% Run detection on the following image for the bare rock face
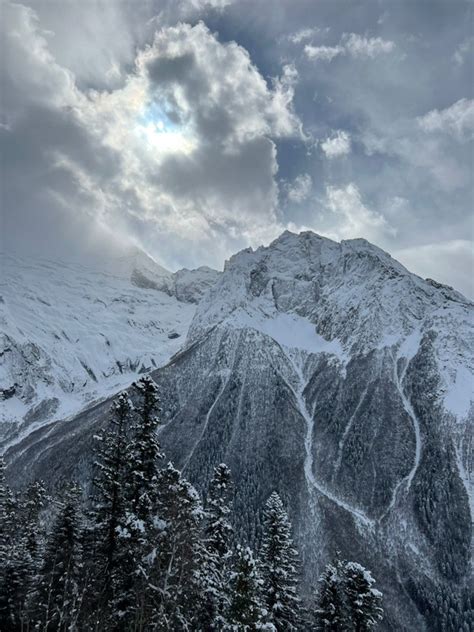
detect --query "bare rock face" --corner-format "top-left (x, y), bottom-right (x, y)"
top-left (3, 231), bottom-right (473, 631)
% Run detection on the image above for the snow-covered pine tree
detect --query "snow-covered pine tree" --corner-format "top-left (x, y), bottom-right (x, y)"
top-left (0, 457), bottom-right (21, 631)
top-left (343, 562), bottom-right (383, 631)
top-left (314, 560), bottom-right (347, 631)
top-left (259, 492), bottom-right (302, 631)
top-left (30, 483), bottom-right (84, 630)
top-left (120, 377), bottom-right (164, 627)
top-left (0, 456), bottom-right (16, 567)
top-left (152, 463), bottom-right (205, 630)
top-left (0, 478), bottom-right (47, 631)
top-left (198, 463), bottom-right (234, 629)
top-left (126, 376), bottom-right (163, 522)
top-left (314, 558), bottom-right (384, 631)
top-left (87, 391), bottom-right (134, 626)
top-left (226, 544), bottom-right (268, 631)
top-left (0, 532), bottom-right (34, 631)
top-left (21, 479), bottom-right (47, 560)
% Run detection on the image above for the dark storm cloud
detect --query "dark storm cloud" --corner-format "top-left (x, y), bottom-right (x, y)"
top-left (1, 0), bottom-right (473, 296)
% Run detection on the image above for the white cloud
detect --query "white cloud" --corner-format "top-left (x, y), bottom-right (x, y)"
top-left (395, 240), bottom-right (474, 299)
top-left (185, 0), bottom-right (234, 9)
top-left (2, 9), bottom-right (302, 268)
top-left (453, 37), bottom-right (473, 66)
top-left (361, 101), bottom-right (472, 193)
top-left (320, 130), bottom-right (351, 158)
top-left (288, 27), bottom-right (325, 44)
top-left (417, 98), bottom-right (474, 141)
top-left (85, 22), bottom-right (304, 253)
top-left (324, 184), bottom-right (395, 242)
top-left (305, 32), bottom-right (395, 62)
top-left (342, 33), bottom-right (395, 58)
top-left (286, 173), bottom-right (312, 203)
top-left (304, 44), bottom-right (344, 61)
top-left (2, 3), bottom-right (77, 117)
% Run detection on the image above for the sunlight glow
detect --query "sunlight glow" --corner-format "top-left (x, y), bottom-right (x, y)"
top-left (137, 121), bottom-right (196, 156)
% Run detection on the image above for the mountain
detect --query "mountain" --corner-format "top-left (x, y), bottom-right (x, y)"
top-left (3, 231), bottom-right (473, 630)
top-left (0, 250), bottom-right (220, 447)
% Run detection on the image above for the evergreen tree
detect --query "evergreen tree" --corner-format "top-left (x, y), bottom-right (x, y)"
top-left (126, 376), bottom-right (163, 522)
top-left (21, 479), bottom-right (48, 560)
top-left (30, 483), bottom-right (84, 631)
top-left (0, 456), bottom-right (16, 567)
top-left (226, 545), bottom-right (267, 631)
top-left (344, 562), bottom-right (383, 631)
top-left (199, 463), bottom-right (234, 630)
top-left (314, 560), bottom-right (347, 631)
top-left (87, 391), bottom-right (134, 626)
top-left (152, 463), bottom-right (205, 631)
top-left (0, 457), bottom-right (21, 631)
top-left (314, 558), bottom-right (383, 631)
top-left (260, 492), bottom-right (302, 631)
top-left (0, 534), bottom-right (34, 631)
top-left (0, 478), bottom-right (47, 631)
top-left (120, 377), bottom-right (164, 629)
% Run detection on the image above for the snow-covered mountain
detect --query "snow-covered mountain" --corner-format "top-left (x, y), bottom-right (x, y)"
top-left (3, 231), bottom-right (473, 630)
top-left (0, 250), bottom-right (220, 446)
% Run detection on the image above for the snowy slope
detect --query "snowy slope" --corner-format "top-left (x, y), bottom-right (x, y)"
top-left (190, 231), bottom-right (473, 423)
top-left (3, 231), bottom-right (473, 631)
top-left (0, 251), bottom-right (219, 445)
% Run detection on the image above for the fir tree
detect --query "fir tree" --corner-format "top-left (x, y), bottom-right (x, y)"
top-left (120, 377), bottom-right (164, 628)
top-left (0, 456), bottom-right (16, 566)
top-left (344, 562), bottom-right (383, 631)
top-left (260, 492), bottom-right (302, 631)
top-left (152, 463), bottom-right (205, 630)
top-left (226, 545), bottom-right (267, 631)
top-left (0, 457), bottom-right (21, 631)
top-left (199, 463), bottom-right (234, 630)
top-left (87, 391), bottom-right (134, 626)
top-left (126, 376), bottom-right (163, 522)
top-left (0, 478), bottom-right (47, 631)
top-left (21, 479), bottom-right (48, 560)
top-left (314, 560), bottom-right (347, 631)
top-left (0, 535), bottom-right (34, 631)
top-left (314, 558), bottom-right (383, 631)
top-left (31, 483), bottom-right (84, 631)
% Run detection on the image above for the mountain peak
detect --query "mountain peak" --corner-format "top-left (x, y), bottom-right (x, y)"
top-left (188, 230), bottom-right (471, 355)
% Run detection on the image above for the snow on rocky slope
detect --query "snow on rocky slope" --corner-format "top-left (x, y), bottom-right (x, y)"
top-left (187, 230), bottom-right (473, 509)
top-left (190, 231), bottom-right (473, 420)
top-left (0, 250), bottom-right (219, 446)
top-left (3, 231), bottom-right (473, 630)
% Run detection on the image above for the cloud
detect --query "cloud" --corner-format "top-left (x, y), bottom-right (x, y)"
top-left (304, 44), bottom-right (344, 61)
top-left (453, 37), bottom-right (473, 66)
top-left (342, 33), bottom-right (395, 58)
top-left (2, 0), bottom-right (472, 298)
top-left (285, 173), bottom-right (312, 203)
top-left (1, 3), bottom-right (77, 118)
top-left (1, 7), bottom-right (302, 268)
top-left (305, 32), bottom-right (395, 62)
top-left (288, 27), bottom-right (324, 44)
top-left (361, 97), bottom-right (473, 193)
top-left (395, 240), bottom-right (474, 299)
top-left (320, 130), bottom-right (351, 158)
top-left (417, 98), bottom-right (474, 141)
top-left (324, 184), bottom-right (395, 242)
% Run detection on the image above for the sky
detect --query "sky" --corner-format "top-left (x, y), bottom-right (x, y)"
top-left (1, 0), bottom-right (473, 297)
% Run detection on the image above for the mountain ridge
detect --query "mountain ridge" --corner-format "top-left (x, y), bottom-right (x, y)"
top-left (1, 230), bottom-right (473, 630)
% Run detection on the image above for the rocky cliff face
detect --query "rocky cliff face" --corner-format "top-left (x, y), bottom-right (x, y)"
top-left (3, 231), bottom-right (473, 630)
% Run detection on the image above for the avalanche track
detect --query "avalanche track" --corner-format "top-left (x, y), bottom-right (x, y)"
top-left (286, 352), bottom-right (375, 529)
